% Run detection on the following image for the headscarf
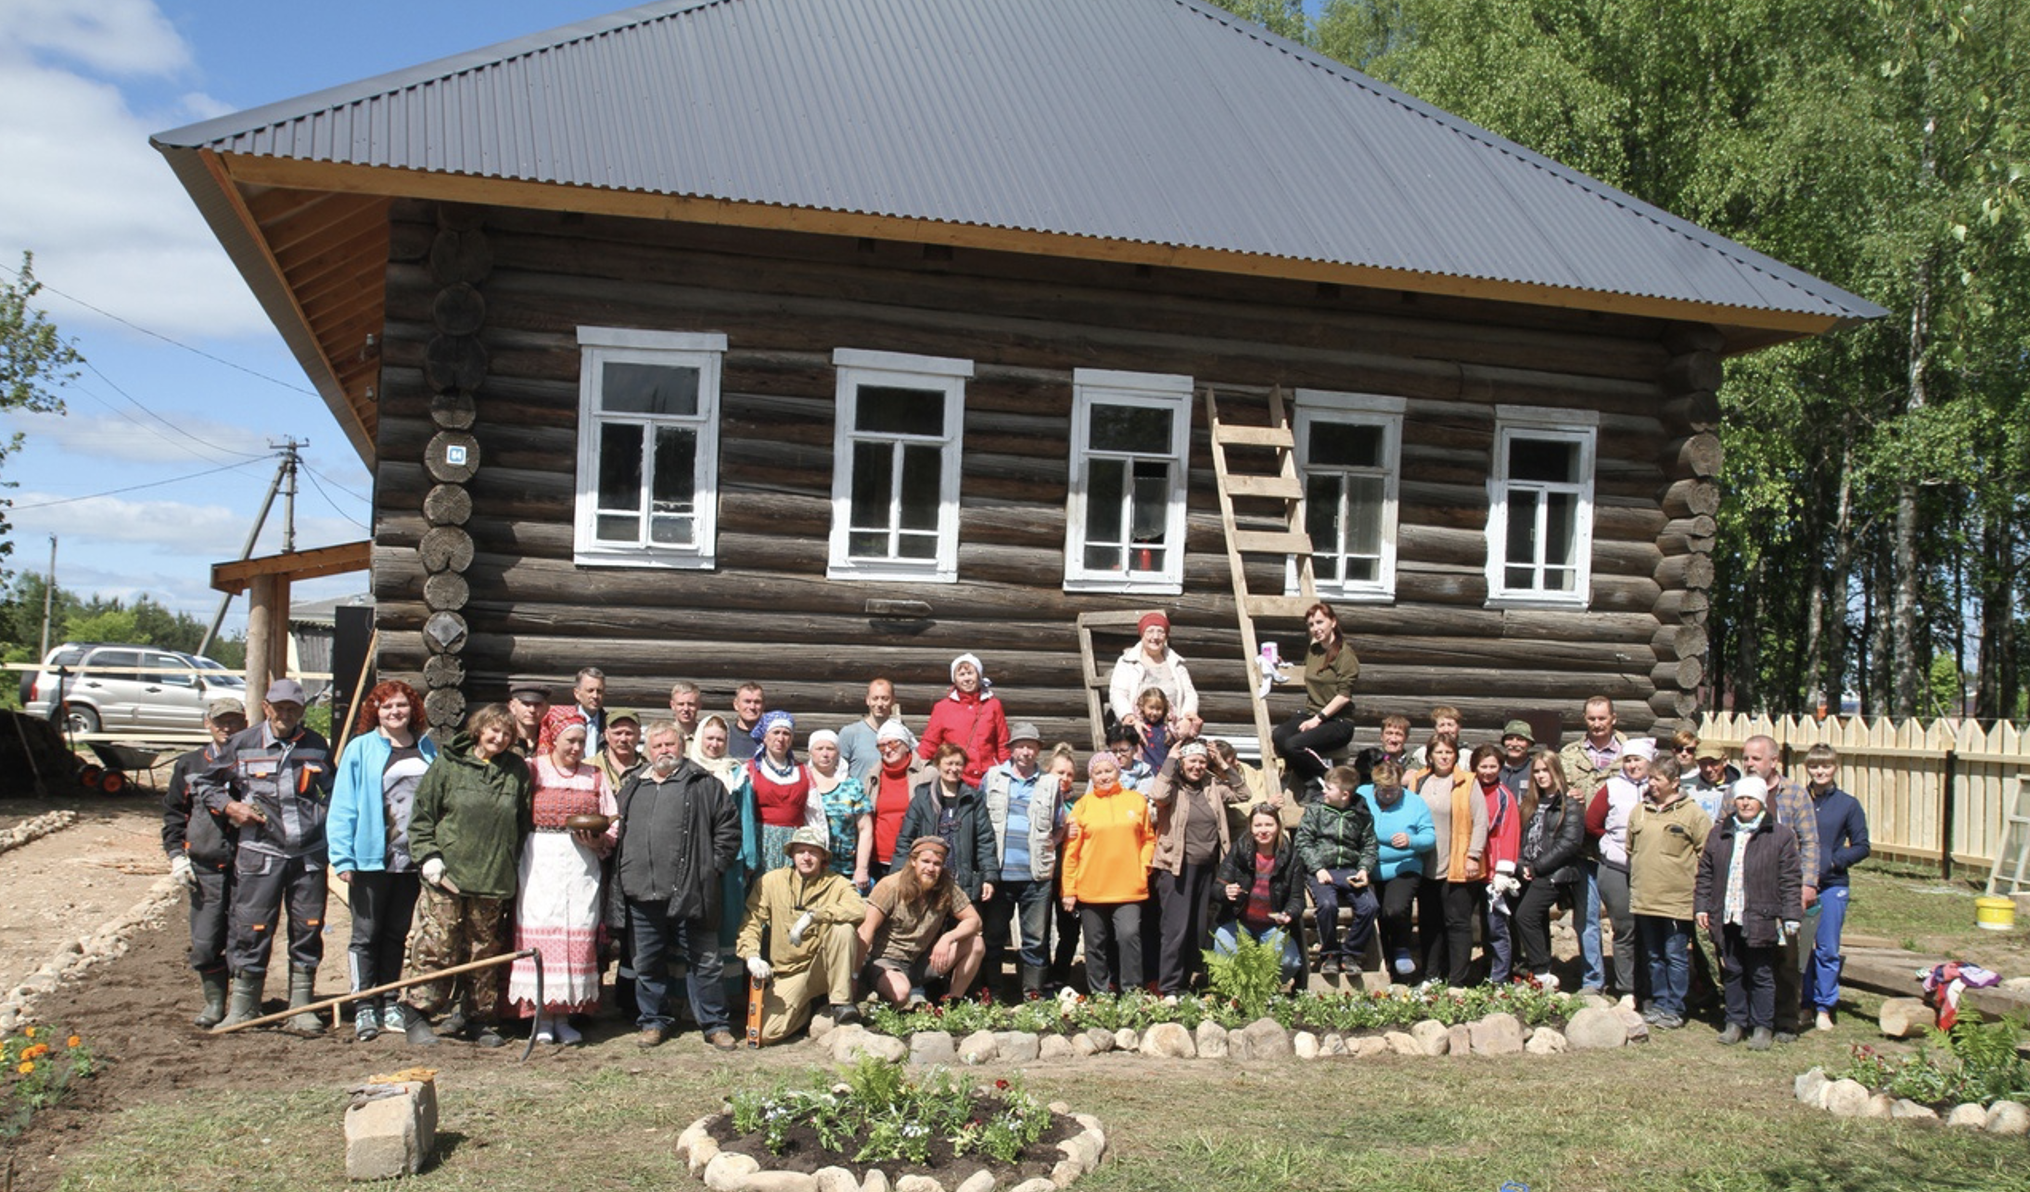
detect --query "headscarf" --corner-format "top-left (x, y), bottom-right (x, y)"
top-left (695, 714), bottom-right (740, 784)
top-left (876, 718), bottom-right (917, 749)
top-left (538, 705), bottom-right (589, 754)
top-left (753, 709), bottom-right (797, 764)
top-left (808, 728), bottom-right (840, 750)
top-left (949, 651), bottom-right (993, 698)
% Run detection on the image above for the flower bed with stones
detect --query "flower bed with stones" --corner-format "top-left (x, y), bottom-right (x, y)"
top-left (1793, 1067), bottom-right (2030, 1134)
top-left (675, 1063), bottom-right (1106, 1192)
top-left (813, 1000), bottom-right (1651, 1066)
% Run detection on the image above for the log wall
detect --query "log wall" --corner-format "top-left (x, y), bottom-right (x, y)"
top-left (371, 201), bottom-right (1709, 746)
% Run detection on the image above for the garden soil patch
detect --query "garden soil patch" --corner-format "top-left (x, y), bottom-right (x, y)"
top-left (0, 798), bottom-right (168, 994)
top-left (704, 1104), bottom-right (1080, 1184)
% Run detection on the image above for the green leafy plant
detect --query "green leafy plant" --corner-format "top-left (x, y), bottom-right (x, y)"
top-left (1200, 929), bottom-right (1283, 1021)
top-left (2, 1025), bottom-right (98, 1139)
top-left (1830, 1016), bottom-right (2030, 1107)
top-left (722, 1058), bottom-right (1051, 1169)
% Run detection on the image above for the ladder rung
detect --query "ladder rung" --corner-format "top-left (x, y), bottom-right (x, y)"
top-left (1223, 474), bottom-right (1303, 499)
top-left (1232, 529), bottom-right (1312, 555)
top-left (1243, 595), bottom-right (1316, 619)
top-left (1213, 425), bottom-right (1295, 449)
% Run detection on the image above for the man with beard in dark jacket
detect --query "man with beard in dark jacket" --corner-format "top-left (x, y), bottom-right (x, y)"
top-left (611, 720), bottom-right (742, 1049)
top-left (163, 698), bottom-right (249, 1026)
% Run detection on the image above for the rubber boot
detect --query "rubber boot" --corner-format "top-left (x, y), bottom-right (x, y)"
top-left (1019, 963), bottom-right (1045, 999)
top-left (193, 968), bottom-right (230, 1028)
top-left (218, 973), bottom-right (263, 1029)
top-left (286, 967), bottom-right (327, 1034)
top-left (402, 1005), bottom-right (440, 1047)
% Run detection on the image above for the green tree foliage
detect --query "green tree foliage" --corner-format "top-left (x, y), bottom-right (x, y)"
top-left (0, 252), bottom-right (82, 566)
top-left (1212, 0), bottom-right (2030, 718)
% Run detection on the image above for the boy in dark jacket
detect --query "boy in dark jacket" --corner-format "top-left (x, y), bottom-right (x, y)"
top-left (1804, 745), bottom-right (1870, 1030)
top-left (1694, 776), bottom-right (1803, 1051)
top-left (1296, 765), bottom-right (1380, 975)
top-left (162, 698), bottom-right (248, 1027)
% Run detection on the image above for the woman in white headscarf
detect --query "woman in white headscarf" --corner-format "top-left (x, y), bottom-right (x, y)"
top-left (916, 652), bottom-right (1010, 787)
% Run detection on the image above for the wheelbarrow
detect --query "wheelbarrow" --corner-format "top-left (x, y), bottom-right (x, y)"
top-left (80, 741), bottom-right (162, 795)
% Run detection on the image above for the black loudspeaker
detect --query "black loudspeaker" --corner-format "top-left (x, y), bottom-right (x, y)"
top-left (332, 606), bottom-right (376, 736)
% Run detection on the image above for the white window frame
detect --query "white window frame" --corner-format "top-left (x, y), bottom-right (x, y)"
top-left (1063, 369), bottom-right (1193, 595)
top-left (573, 326), bottom-right (726, 569)
top-left (1484, 405), bottom-right (1598, 609)
top-left (1290, 389), bottom-right (1404, 603)
top-left (827, 348), bottom-right (972, 583)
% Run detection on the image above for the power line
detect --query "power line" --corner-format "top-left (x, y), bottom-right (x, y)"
top-left (304, 461), bottom-right (370, 505)
top-left (75, 357), bottom-right (272, 460)
top-left (0, 259), bottom-right (318, 398)
top-left (9, 457), bottom-right (273, 510)
top-left (58, 378), bottom-right (248, 466)
top-left (300, 461), bottom-right (369, 530)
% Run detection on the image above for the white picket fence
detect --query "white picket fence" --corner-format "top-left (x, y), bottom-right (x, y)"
top-left (1697, 713), bottom-right (2030, 878)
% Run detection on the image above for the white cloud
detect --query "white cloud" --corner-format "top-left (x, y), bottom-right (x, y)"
top-left (8, 491), bottom-right (360, 559)
top-left (0, 5), bottom-right (270, 339)
top-left (2, 409), bottom-right (273, 466)
top-left (0, 0), bottom-right (191, 77)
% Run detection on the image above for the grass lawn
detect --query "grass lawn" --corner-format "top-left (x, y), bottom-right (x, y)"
top-left (44, 1023), bottom-right (2030, 1192)
top-left (1844, 859), bottom-right (2030, 970)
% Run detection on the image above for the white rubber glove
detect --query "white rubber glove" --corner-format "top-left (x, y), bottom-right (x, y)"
top-left (421, 857), bottom-right (447, 887)
top-left (747, 956), bottom-right (773, 982)
top-left (788, 911), bottom-right (815, 948)
top-left (168, 854), bottom-right (195, 888)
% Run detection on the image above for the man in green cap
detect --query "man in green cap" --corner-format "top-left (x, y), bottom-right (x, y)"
top-left (1497, 719), bottom-right (1536, 796)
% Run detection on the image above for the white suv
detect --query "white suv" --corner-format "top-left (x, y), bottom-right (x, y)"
top-left (21, 643), bottom-right (246, 735)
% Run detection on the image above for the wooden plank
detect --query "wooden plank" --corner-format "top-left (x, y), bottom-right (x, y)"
top-left (1223, 474), bottom-right (1303, 499)
top-left (1232, 529), bottom-right (1312, 555)
top-left (211, 540), bottom-right (373, 594)
top-left (1212, 425), bottom-right (1295, 449)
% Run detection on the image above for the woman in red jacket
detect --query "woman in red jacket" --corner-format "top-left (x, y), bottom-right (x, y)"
top-left (917, 652), bottom-right (1009, 787)
top-left (1471, 743), bottom-right (1522, 985)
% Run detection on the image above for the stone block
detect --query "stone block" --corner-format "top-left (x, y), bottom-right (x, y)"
top-left (1354, 1036), bottom-right (1390, 1058)
top-left (862, 1169), bottom-right (891, 1192)
top-left (1890, 1099), bottom-right (1938, 1121)
top-left (996, 1031), bottom-right (1041, 1063)
top-left (746, 1174), bottom-right (818, 1192)
top-left (1946, 1103), bottom-right (1988, 1129)
top-left (1793, 1067), bottom-right (1828, 1107)
top-left (344, 1080), bottom-right (437, 1181)
top-left (1470, 1013), bottom-right (1524, 1056)
top-left (1193, 1021), bottom-right (1229, 1058)
top-left (1823, 1079), bottom-right (1871, 1118)
top-left (1112, 1027), bottom-right (1138, 1052)
top-left (958, 1030), bottom-right (999, 1065)
top-left (1138, 1022), bottom-right (1195, 1058)
top-left (1524, 1028), bottom-right (1567, 1055)
top-left (1070, 1033), bottom-right (1097, 1057)
top-left (1321, 1032), bottom-right (1348, 1056)
top-left (1293, 1031), bottom-right (1320, 1059)
top-left (1409, 1019), bottom-right (1450, 1057)
top-left (1039, 1034), bottom-right (1075, 1060)
top-left (954, 1172), bottom-right (996, 1192)
top-left (1985, 1100), bottom-right (2029, 1136)
top-left (895, 1176), bottom-right (944, 1192)
top-left (704, 1151), bottom-right (761, 1192)
top-left (1237, 1017), bottom-right (1292, 1060)
top-left (1009, 1180), bottom-right (1056, 1192)
top-left (1083, 1027), bottom-right (1115, 1053)
top-left (911, 1031), bottom-right (956, 1064)
top-left (1564, 1007), bottom-right (1628, 1050)
top-left (1383, 1031), bottom-right (1420, 1056)
top-left (814, 1167), bottom-right (860, 1192)
top-left (1862, 1094), bottom-right (1895, 1120)
top-left (1445, 1023), bottom-right (1474, 1056)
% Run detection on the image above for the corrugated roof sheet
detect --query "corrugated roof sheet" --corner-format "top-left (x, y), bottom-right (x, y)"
top-left (154, 0), bottom-right (1883, 323)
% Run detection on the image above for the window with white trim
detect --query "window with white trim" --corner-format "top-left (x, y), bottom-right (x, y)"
top-left (1485, 406), bottom-right (1598, 606)
top-left (828, 349), bottom-right (971, 582)
top-left (1293, 390), bottom-right (1403, 600)
top-left (1064, 369), bottom-right (1192, 594)
top-left (573, 327), bottom-right (725, 569)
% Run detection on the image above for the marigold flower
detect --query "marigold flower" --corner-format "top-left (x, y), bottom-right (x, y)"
top-left (66, 1035), bottom-right (80, 1048)
top-left (21, 1044), bottom-right (49, 1060)
top-left (22, 1027), bottom-right (34, 1038)
top-left (16, 1061), bottom-right (32, 1075)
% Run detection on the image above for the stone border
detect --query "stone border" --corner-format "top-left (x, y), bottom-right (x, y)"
top-left (810, 1003), bottom-right (1654, 1065)
top-left (1793, 1067), bottom-right (2030, 1134)
top-left (675, 1104), bottom-right (1107, 1192)
top-left (0, 872), bottom-right (184, 1035)
top-left (0, 809), bottom-right (79, 858)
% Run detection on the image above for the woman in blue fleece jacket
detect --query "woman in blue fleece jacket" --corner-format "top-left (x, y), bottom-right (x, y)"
top-left (1360, 760), bottom-right (1436, 978)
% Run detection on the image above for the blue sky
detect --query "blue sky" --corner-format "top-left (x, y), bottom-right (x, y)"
top-left (0, 0), bottom-right (618, 631)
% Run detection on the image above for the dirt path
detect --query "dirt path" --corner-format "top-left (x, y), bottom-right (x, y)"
top-left (0, 798), bottom-right (171, 994)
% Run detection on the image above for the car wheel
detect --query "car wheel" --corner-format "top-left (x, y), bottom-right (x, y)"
top-left (64, 703), bottom-right (102, 735)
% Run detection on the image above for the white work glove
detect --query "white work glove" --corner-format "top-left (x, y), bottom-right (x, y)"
top-left (747, 956), bottom-right (773, 982)
top-left (168, 854), bottom-right (195, 888)
top-left (1780, 919), bottom-right (1802, 943)
top-left (788, 911), bottom-right (815, 948)
top-left (421, 857), bottom-right (447, 888)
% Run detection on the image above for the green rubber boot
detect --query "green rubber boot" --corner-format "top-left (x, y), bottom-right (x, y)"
top-left (217, 973), bottom-right (263, 1029)
top-left (286, 967), bottom-right (326, 1034)
top-left (193, 968), bottom-right (230, 1028)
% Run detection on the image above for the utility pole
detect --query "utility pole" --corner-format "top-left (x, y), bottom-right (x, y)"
top-left (197, 444), bottom-right (302, 658)
top-left (277, 437), bottom-right (302, 553)
top-left (38, 535), bottom-right (56, 657)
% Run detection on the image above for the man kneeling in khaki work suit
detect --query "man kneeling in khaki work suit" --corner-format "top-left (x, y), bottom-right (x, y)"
top-left (736, 826), bottom-right (866, 1043)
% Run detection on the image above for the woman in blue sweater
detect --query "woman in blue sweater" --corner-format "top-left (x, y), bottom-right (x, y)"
top-left (328, 680), bottom-right (438, 1040)
top-left (1804, 744), bottom-right (1870, 1030)
top-left (1360, 760), bottom-right (1436, 978)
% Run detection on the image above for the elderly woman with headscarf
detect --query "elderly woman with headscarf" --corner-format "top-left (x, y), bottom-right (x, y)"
top-left (917, 652), bottom-right (1010, 787)
top-left (506, 707), bottom-right (617, 1045)
top-left (807, 728), bottom-right (874, 890)
top-left (1107, 610), bottom-right (1203, 739)
top-left (743, 709), bottom-right (828, 872)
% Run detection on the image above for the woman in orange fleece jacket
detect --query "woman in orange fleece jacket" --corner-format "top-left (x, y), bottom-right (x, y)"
top-left (1061, 752), bottom-right (1156, 994)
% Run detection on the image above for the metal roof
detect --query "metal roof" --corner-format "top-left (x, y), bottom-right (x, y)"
top-left (154, 0), bottom-right (1882, 325)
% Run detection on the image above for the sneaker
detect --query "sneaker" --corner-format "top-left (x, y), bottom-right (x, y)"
top-left (1653, 1013), bottom-right (1685, 1031)
top-left (1716, 1022), bottom-right (1744, 1046)
top-left (1640, 1007), bottom-right (1662, 1024)
top-left (1747, 1027), bottom-right (1774, 1052)
top-left (380, 1002), bottom-right (407, 1033)
top-left (635, 1026), bottom-right (666, 1050)
top-left (1318, 956), bottom-right (1342, 976)
top-left (1815, 1011), bottom-right (1835, 1032)
top-left (705, 1029), bottom-right (739, 1052)
top-left (354, 1004), bottom-right (381, 1042)
top-left (1391, 951), bottom-right (1415, 976)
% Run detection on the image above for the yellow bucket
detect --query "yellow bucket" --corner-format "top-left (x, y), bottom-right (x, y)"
top-left (1975, 896), bottom-right (2015, 931)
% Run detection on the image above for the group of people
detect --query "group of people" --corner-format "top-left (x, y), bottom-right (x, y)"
top-left (159, 601), bottom-right (1871, 1053)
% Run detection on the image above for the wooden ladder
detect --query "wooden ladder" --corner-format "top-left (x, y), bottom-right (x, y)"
top-left (1205, 384), bottom-right (1317, 775)
top-left (1983, 773), bottom-right (2030, 899)
top-left (1075, 610), bottom-right (1148, 752)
